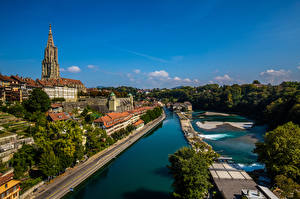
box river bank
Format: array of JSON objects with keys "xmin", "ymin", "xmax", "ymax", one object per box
[
  {"xmin": 64, "ymin": 109, "xmax": 187, "ymax": 199},
  {"xmin": 191, "ymin": 111, "xmax": 266, "ymax": 169},
  {"xmin": 32, "ymin": 112, "xmax": 166, "ymax": 199},
  {"xmin": 176, "ymin": 112, "xmax": 212, "ymax": 150}
]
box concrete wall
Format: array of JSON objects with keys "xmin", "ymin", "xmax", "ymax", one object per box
[
  {"xmin": 62, "ymin": 97, "xmax": 109, "ymax": 113},
  {"xmin": 20, "ymin": 181, "xmax": 44, "ymax": 199}
]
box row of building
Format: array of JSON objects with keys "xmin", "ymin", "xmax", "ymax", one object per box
[
  {"xmin": 0, "ymin": 169, "xmax": 20, "ymax": 199},
  {"xmin": 94, "ymin": 106, "xmax": 153, "ymax": 135},
  {"xmin": 0, "ymin": 74, "xmax": 85, "ymax": 103},
  {"xmin": 1, "ymin": 24, "xmax": 85, "ymax": 104}
]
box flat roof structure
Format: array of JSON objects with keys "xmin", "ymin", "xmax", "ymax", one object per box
[{"xmin": 209, "ymin": 162, "xmax": 263, "ymax": 199}]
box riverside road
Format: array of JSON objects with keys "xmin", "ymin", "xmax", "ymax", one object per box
[{"xmin": 33, "ymin": 113, "xmax": 166, "ymax": 199}]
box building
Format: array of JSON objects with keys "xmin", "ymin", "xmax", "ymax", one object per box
[
  {"xmin": 37, "ymin": 78, "xmax": 83, "ymax": 102},
  {"xmin": 0, "ymin": 169, "xmax": 20, "ymax": 199},
  {"xmin": 209, "ymin": 157, "xmax": 278, "ymax": 199},
  {"xmin": 172, "ymin": 101, "xmax": 193, "ymax": 112},
  {"xmin": 133, "ymin": 119, "xmax": 144, "ymax": 130},
  {"xmin": 0, "ymin": 75, "xmax": 23, "ymax": 102},
  {"xmin": 0, "ymin": 132, "xmax": 34, "ymax": 163},
  {"xmin": 0, "ymin": 25, "xmax": 85, "ymax": 103},
  {"xmin": 38, "ymin": 25, "xmax": 85, "ymax": 102},
  {"xmin": 108, "ymin": 92, "xmax": 134, "ymax": 112},
  {"xmin": 94, "ymin": 106, "xmax": 153, "ymax": 135},
  {"xmin": 42, "ymin": 24, "xmax": 59, "ymax": 80},
  {"xmin": 50, "ymin": 104, "xmax": 63, "ymax": 113},
  {"xmin": 48, "ymin": 112, "xmax": 71, "ymax": 122}
]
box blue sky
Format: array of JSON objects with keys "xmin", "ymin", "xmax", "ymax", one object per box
[{"xmin": 0, "ymin": 0, "xmax": 300, "ymax": 88}]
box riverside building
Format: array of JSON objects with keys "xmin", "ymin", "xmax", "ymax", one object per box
[{"xmin": 94, "ymin": 106, "xmax": 153, "ymax": 135}]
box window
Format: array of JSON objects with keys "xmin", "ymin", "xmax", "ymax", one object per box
[{"xmin": 5, "ymin": 184, "xmax": 7, "ymax": 188}]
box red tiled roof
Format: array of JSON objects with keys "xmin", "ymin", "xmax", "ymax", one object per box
[
  {"xmin": 23, "ymin": 78, "xmax": 40, "ymax": 88},
  {"xmin": 51, "ymin": 103, "xmax": 62, "ymax": 108},
  {"xmin": 37, "ymin": 78, "xmax": 84, "ymax": 88},
  {"xmin": 94, "ymin": 107, "xmax": 154, "ymax": 129},
  {"xmin": 0, "ymin": 74, "xmax": 13, "ymax": 82},
  {"xmin": 133, "ymin": 119, "xmax": 144, "ymax": 126},
  {"xmin": 48, "ymin": 112, "xmax": 70, "ymax": 121},
  {"xmin": 0, "ymin": 172, "xmax": 13, "ymax": 187},
  {"xmin": 94, "ymin": 111, "xmax": 132, "ymax": 128},
  {"xmin": 10, "ymin": 75, "xmax": 26, "ymax": 83}
]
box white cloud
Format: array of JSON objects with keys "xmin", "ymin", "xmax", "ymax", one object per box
[
  {"xmin": 214, "ymin": 74, "xmax": 232, "ymax": 81},
  {"xmin": 297, "ymin": 66, "xmax": 300, "ymax": 70},
  {"xmin": 174, "ymin": 76, "xmax": 181, "ymax": 81},
  {"xmin": 133, "ymin": 69, "xmax": 141, "ymax": 74},
  {"xmin": 148, "ymin": 70, "xmax": 169, "ymax": 78},
  {"xmin": 67, "ymin": 66, "xmax": 81, "ymax": 73},
  {"xmin": 60, "ymin": 68, "xmax": 66, "ymax": 72},
  {"xmin": 194, "ymin": 79, "xmax": 199, "ymax": 83},
  {"xmin": 183, "ymin": 78, "xmax": 192, "ymax": 82},
  {"xmin": 260, "ymin": 69, "xmax": 291, "ymax": 84}
]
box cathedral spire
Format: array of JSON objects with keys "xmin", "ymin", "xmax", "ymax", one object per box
[
  {"xmin": 47, "ymin": 24, "xmax": 54, "ymax": 46},
  {"xmin": 42, "ymin": 24, "xmax": 60, "ymax": 80}
]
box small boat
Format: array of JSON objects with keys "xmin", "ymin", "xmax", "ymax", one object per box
[{"xmin": 70, "ymin": 188, "xmax": 74, "ymax": 192}]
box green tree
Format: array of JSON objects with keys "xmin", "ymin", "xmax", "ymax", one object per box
[
  {"xmin": 7, "ymin": 103, "xmax": 26, "ymax": 118},
  {"xmin": 252, "ymin": 80, "xmax": 261, "ymax": 84},
  {"xmin": 168, "ymin": 145, "xmax": 218, "ymax": 199},
  {"xmin": 10, "ymin": 145, "xmax": 37, "ymax": 179},
  {"xmin": 39, "ymin": 150, "xmax": 60, "ymax": 178},
  {"xmin": 254, "ymin": 122, "xmax": 300, "ymax": 183},
  {"xmin": 274, "ymin": 175, "xmax": 299, "ymax": 198},
  {"xmin": 24, "ymin": 88, "xmax": 51, "ymax": 113}
]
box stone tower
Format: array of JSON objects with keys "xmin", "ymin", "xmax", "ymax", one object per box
[
  {"xmin": 109, "ymin": 92, "xmax": 117, "ymax": 112},
  {"xmin": 42, "ymin": 24, "xmax": 60, "ymax": 80},
  {"xmin": 128, "ymin": 93, "xmax": 134, "ymax": 107}
]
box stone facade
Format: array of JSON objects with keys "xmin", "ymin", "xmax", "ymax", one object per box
[
  {"xmin": 43, "ymin": 86, "xmax": 78, "ymax": 101},
  {"xmin": 42, "ymin": 24, "xmax": 60, "ymax": 80},
  {"xmin": 108, "ymin": 92, "xmax": 134, "ymax": 112},
  {"xmin": 62, "ymin": 94, "xmax": 134, "ymax": 113},
  {"xmin": 39, "ymin": 25, "xmax": 85, "ymax": 102}
]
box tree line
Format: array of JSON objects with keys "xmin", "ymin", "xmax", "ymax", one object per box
[
  {"xmin": 140, "ymin": 107, "xmax": 163, "ymax": 124},
  {"xmin": 149, "ymin": 81, "xmax": 300, "ymax": 129},
  {"xmin": 153, "ymin": 81, "xmax": 300, "ymax": 198}
]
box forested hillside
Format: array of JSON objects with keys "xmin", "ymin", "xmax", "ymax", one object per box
[{"xmin": 150, "ymin": 81, "xmax": 300, "ymax": 129}]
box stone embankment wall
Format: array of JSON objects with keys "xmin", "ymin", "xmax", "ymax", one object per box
[
  {"xmin": 62, "ymin": 97, "xmax": 108, "ymax": 113},
  {"xmin": 20, "ymin": 181, "xmax": 44, "ymax": 199}
]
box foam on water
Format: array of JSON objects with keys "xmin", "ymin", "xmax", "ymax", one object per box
[
  {"xmin": 238, "ymin": 163, "xmax": 265, "ymax": 172},
  {"xmin": 199, "ymin": 133, "xmax": 231, "ymax": 140}
]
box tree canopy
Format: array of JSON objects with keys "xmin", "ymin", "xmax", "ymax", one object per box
[
  {"xmin": 24, "ymin": 88, "xmax": 51, "ymax": 113},
  {"xmin": 168, "ymin": 144, "xmax": 218, "ymax": 199},
  {"xmin": 254, "ymin": 122, "xmax": 300, "ymax": 183}
]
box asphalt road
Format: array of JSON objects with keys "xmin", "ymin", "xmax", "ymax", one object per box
[{"xmin": 33, "ymin": 113, "xmax": 165, "ymax": 199}]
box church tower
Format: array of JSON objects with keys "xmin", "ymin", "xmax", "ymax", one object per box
[{"xmin": 42, "ymin": 24, "xmax": 60, "ymax": 80}]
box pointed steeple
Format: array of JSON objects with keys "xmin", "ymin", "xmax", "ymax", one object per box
[
  {"xmin": 42, "ymin": 24, "xmax": 60, "ymax": 80},
  {"xmin": 47, "ymin": 24, "xmax": 54, "ymax": 46}
]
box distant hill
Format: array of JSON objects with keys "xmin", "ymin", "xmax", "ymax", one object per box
[{"xmin": 171, "ymin": 86, "xmax": 184, "ymax": 89}]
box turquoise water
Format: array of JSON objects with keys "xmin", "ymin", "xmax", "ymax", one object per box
[
  {"xmin": 65, "ymin": 110, "xmax": 265, "ymax": 199},
  {"xmin": 191, "ymin": 111, "xmax": 266, "ymax": 167},
  {"xmin": 64, "ymin": 110, "xmax": 188, "ymax": 199}
]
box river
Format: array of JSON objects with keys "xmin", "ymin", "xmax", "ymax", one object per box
[{"xmin": 64, "ymin": 109, "xmax": 265, "ymax": 199}]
